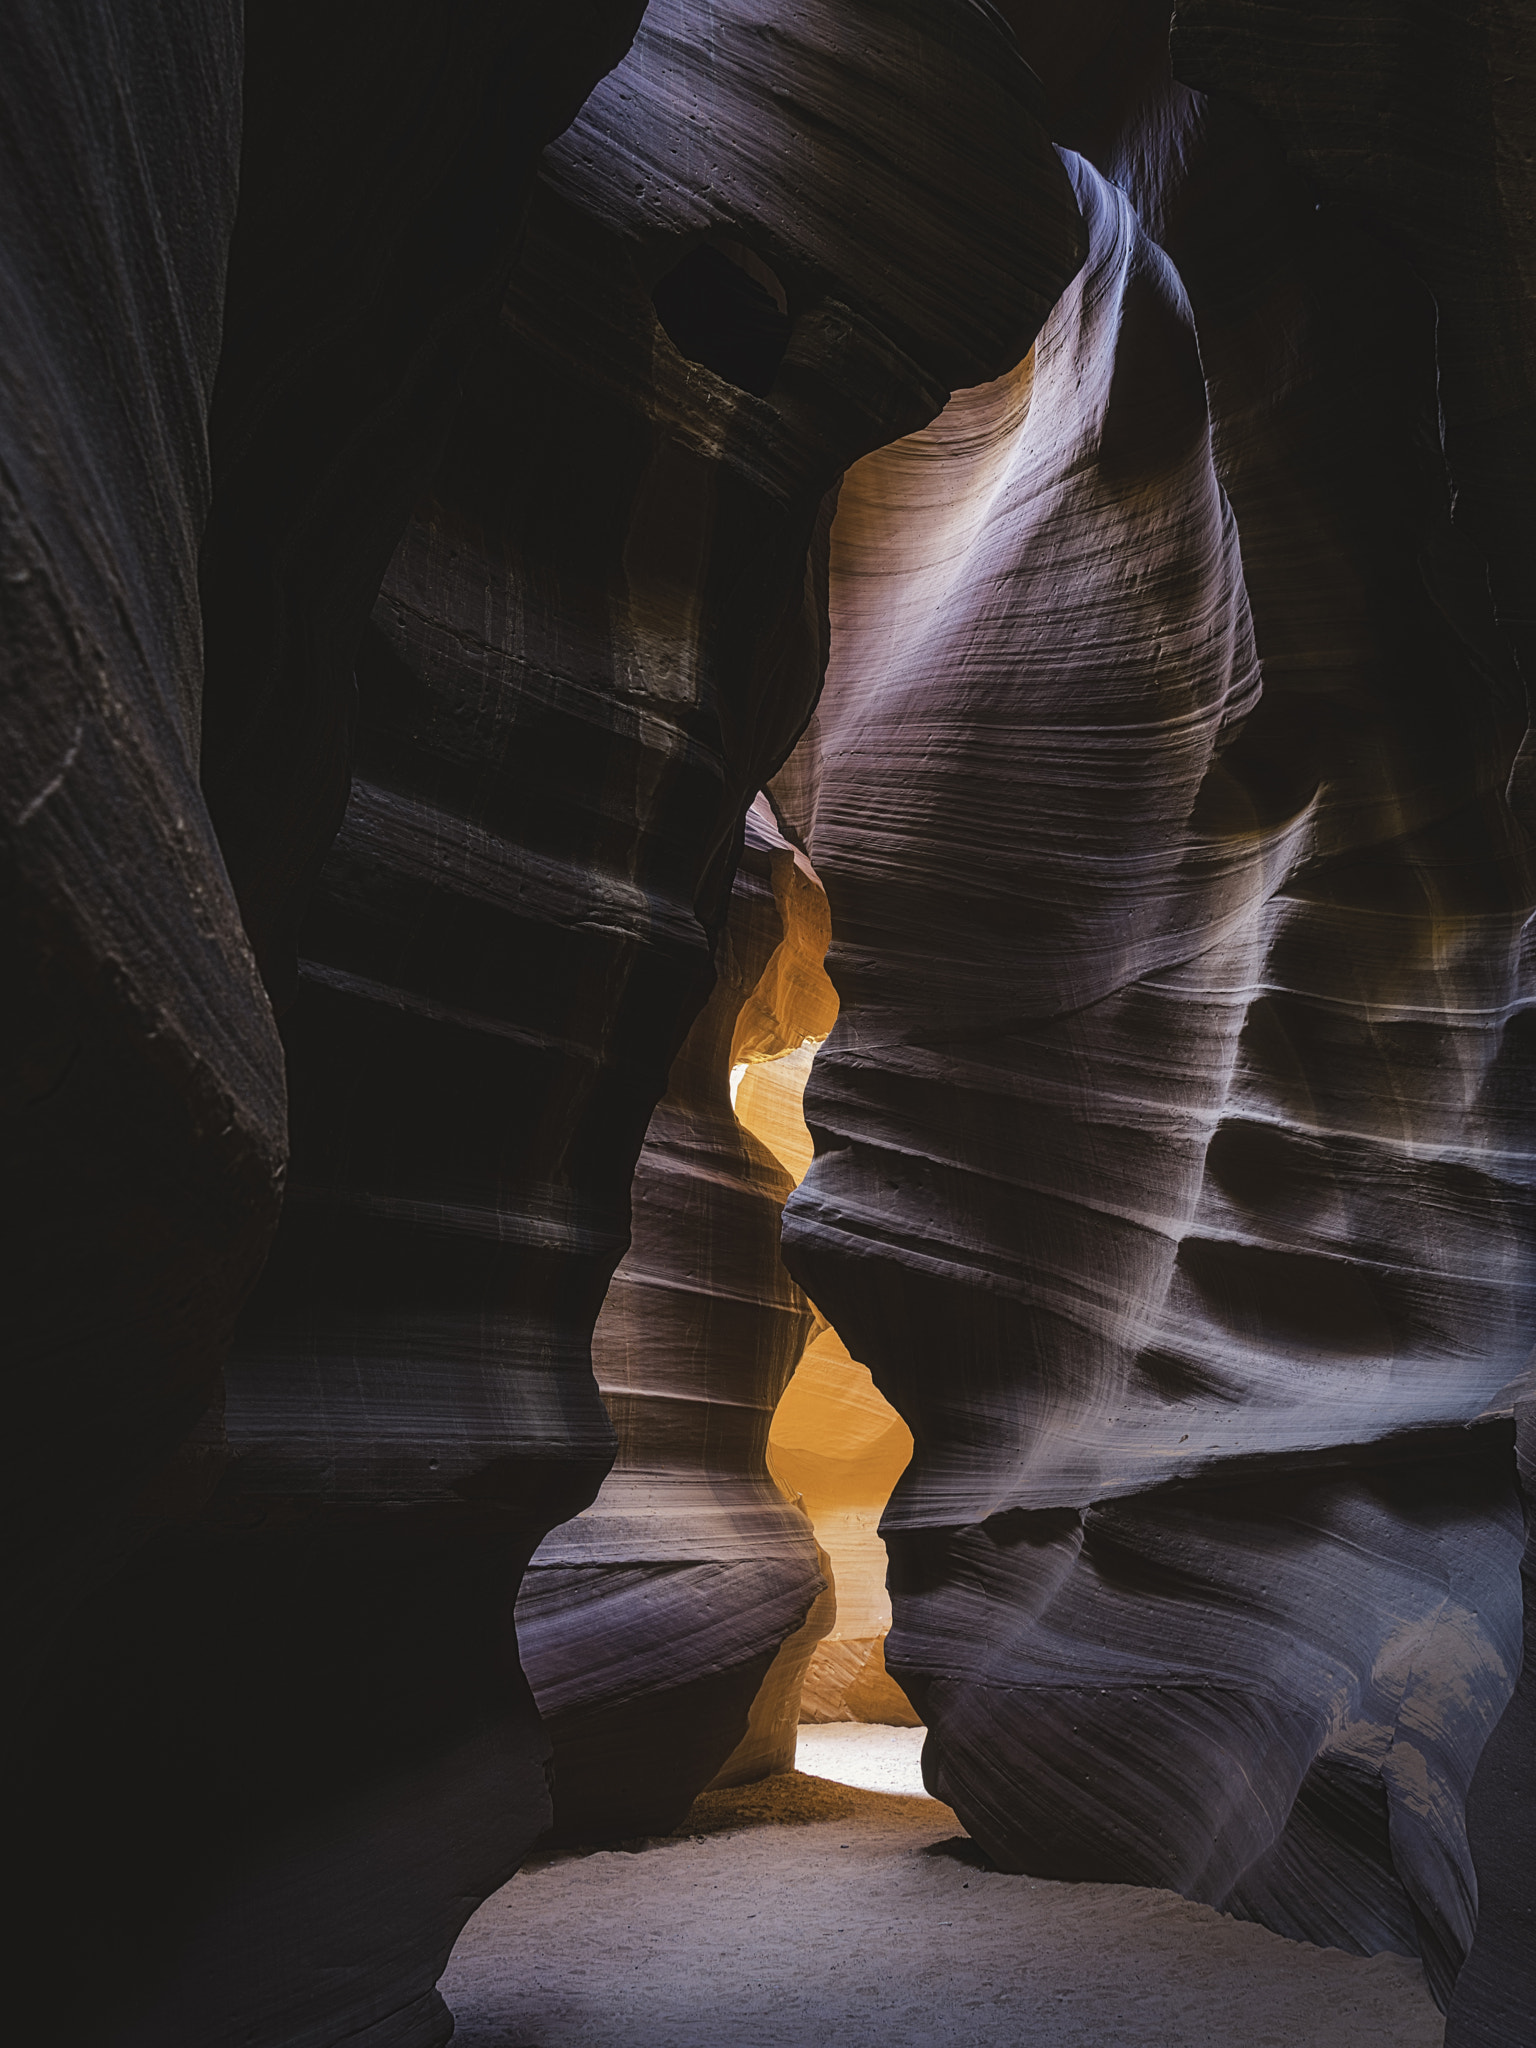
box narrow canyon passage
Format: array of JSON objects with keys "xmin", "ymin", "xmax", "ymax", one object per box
[
  {"xmin": 9, "ymin": 6, "xmax": 1535, "ymax": 2044},
  {"xmin": 442, "ymin": 1728, "xmax": 1445, "ymax": 2048}
]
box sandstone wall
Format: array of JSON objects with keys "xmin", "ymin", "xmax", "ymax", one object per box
[
  {"xmin": 109, "ymin": 7, "xmax": 1078, "ymax": 2042},
  {"xmin": 517, "ymin": 801, "xmax": 835, "ymax": 1838},
  {"xmin": 781, "ymin": 81, "xmax": 1534, "ymax": 2008},
  {"xmin": 17, "ymin": 3, "xmax": 1531, "ymax": 2039},
  {"xmin": 6, "ymin": 5, "xmax": 1083, "ymax": 2041}
]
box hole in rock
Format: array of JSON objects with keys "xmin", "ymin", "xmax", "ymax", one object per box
[{"xmin": 651, "ymin": 240, "xmax": 792, "ymax": 397}]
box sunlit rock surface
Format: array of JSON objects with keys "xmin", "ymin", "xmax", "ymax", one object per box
[
  {"xmin": 738, "ymin": 1039, "xmax": 918, "ymax": 1727},
  {"xmin": 518, "ymin": 802, "xmax": 835, "ymax": 1838},
  {"xmin": 781, "ymin": 112, "xmax": 1533, "ymax": 2008},
  {"xmin": 769, "ymin": 1321, "xmax": 919, "ymax": 1726}
]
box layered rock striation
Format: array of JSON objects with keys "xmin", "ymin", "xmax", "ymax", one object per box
[
  {"xmin": 103, "ymin": 7, "xmax": 1082, "ymax": 2043},
  {"xmin": 517, "ymin": 801, "xmax": 836, "ymax": 1839},
  {"xmin": 782, "ymin": 96, "xmax": 1534, "ymax": 2006},
  {"xmin": 198, "ymin": 0, "xmax": 649, "ymax": 1003},
  {"xmin": 1, "ymin": 8, "xmax": 285, "ymax": 2035},
  {"xmin": 6, "ymin": 10, "xmax": 653, "ymax": 2044}
]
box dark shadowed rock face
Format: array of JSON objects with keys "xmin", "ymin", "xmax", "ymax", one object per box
[
  {"xmin": 518, "ymin": 801, "xmax": 838, "ymax": 1841},
  {"xmin": 1, "ymin": 0, "xmax": 275, "ymax": 1624},
  {"xmin": 1170, "ymin": 0, "xmax": 1536, "ymax": 713},
  {"xmin": 5, "ymin": 7, "xmax": 642, "ymax": 2047},
  {"xmin": 1449, "ymin": 1399, "xmax": 1536, "ymax": 2048},
  {"xmin": 78, "ymin": 7, "xmax": 1080, "ymax": 2046},
  {"xmin": 197, "ymin": 0, "xmax": 649, "ymax": 1005},
  {"xmin": 0, "ymin": 5, "xmax": 285, "ymax": 2034},
  {"xmin": 781, "ymin": 67, "xmax": 1535, "ymax": 2003},
  {"xmin": 7, "ymin": 8, "xmax": 648, "ymax": 2045}
]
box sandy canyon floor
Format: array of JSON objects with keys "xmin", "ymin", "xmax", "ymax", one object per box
[{"xmin": 443, "ymin": 1725, "xmax": 1445, "ymax": 2047}]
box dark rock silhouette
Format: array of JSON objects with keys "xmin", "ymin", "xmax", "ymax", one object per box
[
  {"xmin": 194, "ymin": 12, "xmax": 1074, "ymax": 2034},
  {"xmin": 198, "ymin": 1, "xmax": 650, "ymax": 1006}
]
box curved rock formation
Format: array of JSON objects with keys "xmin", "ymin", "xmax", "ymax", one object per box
[
  {"xmin": 77, "ymin": 8, "xmax": 1079, "ymax": 2044},
  {"xmin": 782, "ymin": 111, "xmax": 1533, "ymax": 2006},
  {"xmin": 517, "ymin": 801, "xmax": 835, "ymax": 1840}
]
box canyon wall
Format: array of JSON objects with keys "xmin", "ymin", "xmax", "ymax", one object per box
[
  {"xmin": 1, "ymin": 7, "xmax": 1080, "ymax": 2046},
  {"xmin": 2, "ymin": 4, "xmax": 276, "ymax": 2033},
  {"xmin": 196, "ymin": 5, "xmax": 1075, "ymax": 2026},
  {"xmin": 7, "ymin": 8, "xmax": 652, "ymax": 2043},
  {"xmin": 1161, "ymin": 16, "xmax": 1536, "ymax": 2037},
  {"xmin": 16, "ymin": 1, "xmax": 1536, "ymax": 2040},
  {"xmin": 517, "ymin": 800, "xmax": 835, "ymax": 1840},
  {"xmin": 781, "ymin": 21, "xmax": 1536, "ymax": 2010}
]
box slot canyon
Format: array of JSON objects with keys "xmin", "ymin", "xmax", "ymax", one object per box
[{"xmin": 3, "ymin": 3, "xmax": 1534, "ymax": 2046}]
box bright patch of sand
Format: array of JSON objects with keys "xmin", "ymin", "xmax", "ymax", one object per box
[
  {"xmin": 794, "ymin": 1720, "xmax": 929, "ymax": 1795},
  {"xmin": 442, "ymin": 1728, "xmax": 1444, "ymax": 2048}
]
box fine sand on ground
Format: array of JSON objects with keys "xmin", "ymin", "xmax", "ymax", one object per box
[{"xmin": 443, "ymin": 1726, "xmax": 1446, "ymax": 2048}]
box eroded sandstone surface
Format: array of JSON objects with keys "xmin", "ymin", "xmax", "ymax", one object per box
[
  {"xmin": 780, "ymin": 8, "xmax": 1536, "ymax": 2022},
  {"xmin": 517, "ymin": 801, "xmax": 835, "ymax": 1838},
  {"xmin": 7, "ymin": 2, "xmax": 1536, "ymax": 2042},
  {"xmin": 3, "ymin": 5, "xmax": 1079, "ymax": 2042}
]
